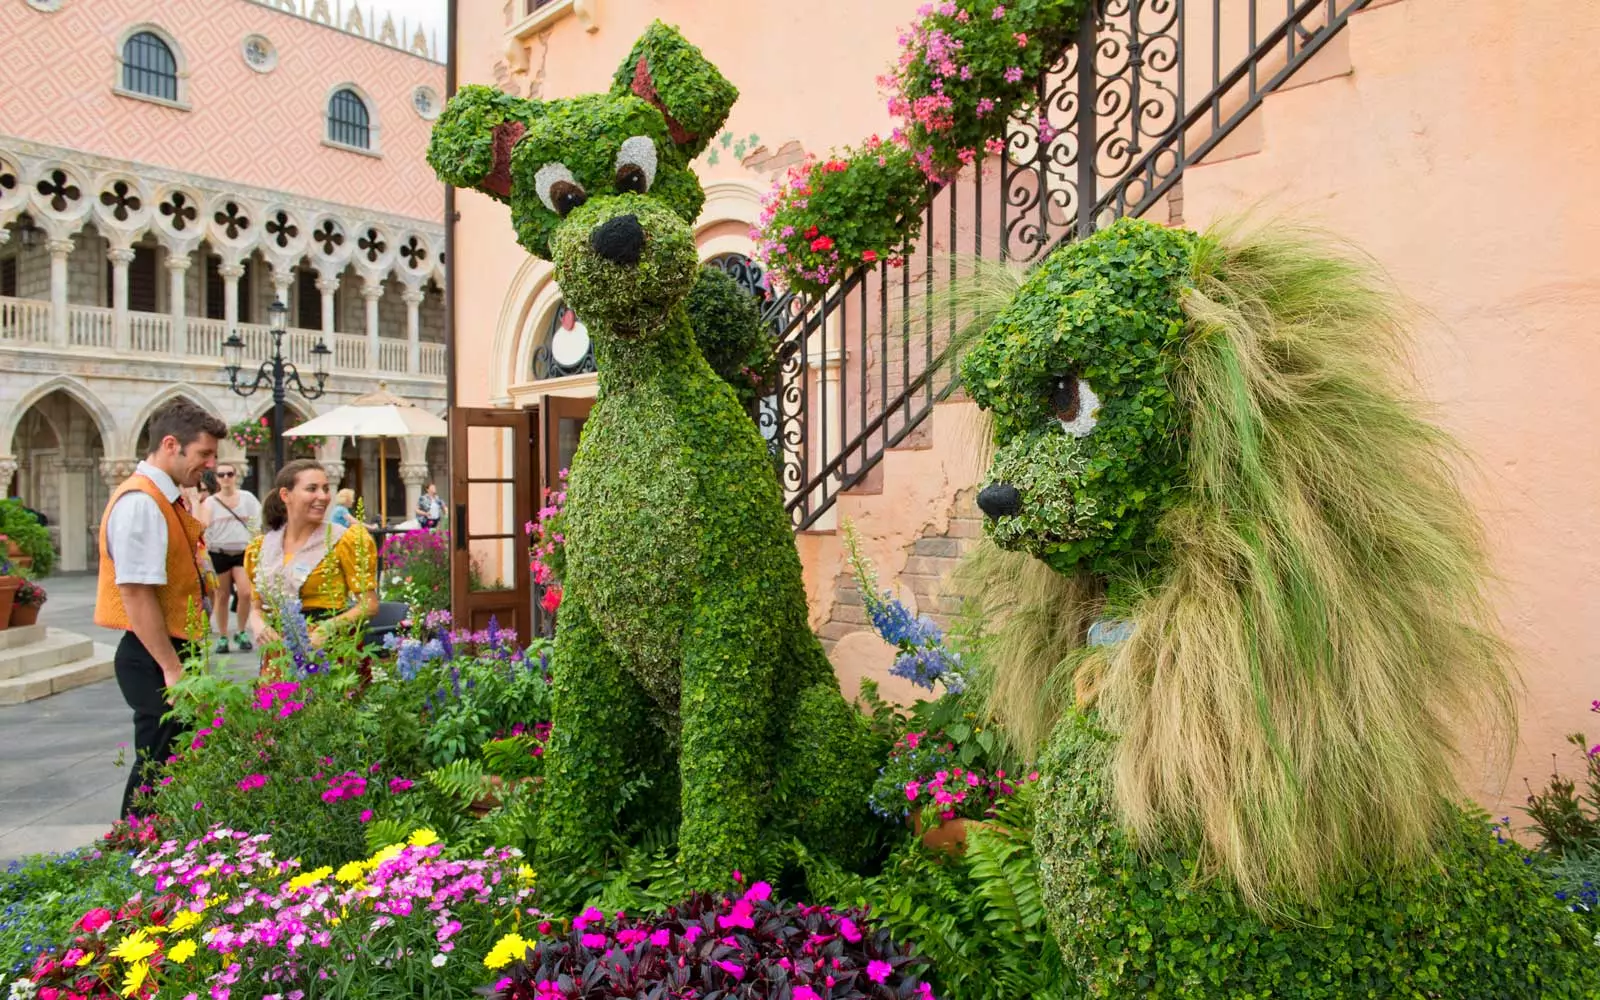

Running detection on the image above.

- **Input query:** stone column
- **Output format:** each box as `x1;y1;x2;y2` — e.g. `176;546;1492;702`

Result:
398;435;432;524
56;457;97;572
48;238;73;346
363;278;383;371
107;246;134;352
219;261;244;335
166;251;190;357
317;276;339;345
402;286;423;374
315;436;346;488
0;457;17;497
98;457;138;493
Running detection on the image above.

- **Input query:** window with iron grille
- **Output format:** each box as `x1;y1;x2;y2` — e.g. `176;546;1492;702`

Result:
1;257;16;298
122;31;178;102
327;89;371;149
105;246;161;313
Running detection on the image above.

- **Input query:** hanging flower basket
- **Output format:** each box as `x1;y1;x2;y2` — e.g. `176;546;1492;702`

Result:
230;418;271;452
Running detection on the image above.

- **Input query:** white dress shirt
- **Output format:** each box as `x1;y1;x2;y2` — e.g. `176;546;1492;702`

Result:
104;460;181;586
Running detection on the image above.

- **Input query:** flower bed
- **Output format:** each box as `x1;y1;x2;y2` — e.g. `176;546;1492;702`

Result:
379;527;450;614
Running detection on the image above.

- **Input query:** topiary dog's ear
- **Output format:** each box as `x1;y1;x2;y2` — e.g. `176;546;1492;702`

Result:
609;21;737;161
426;85;542;203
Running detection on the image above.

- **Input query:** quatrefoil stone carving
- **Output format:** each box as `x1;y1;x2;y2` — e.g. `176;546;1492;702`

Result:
99;181;142;222
398;235;428;269
313;219;344;255
160;191;198;231
214;201;251;240
36;169;81;212
358;227;387;262
266;210;299;248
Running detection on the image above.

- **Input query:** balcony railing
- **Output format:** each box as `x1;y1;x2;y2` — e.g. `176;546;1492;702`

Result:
0;296;445;380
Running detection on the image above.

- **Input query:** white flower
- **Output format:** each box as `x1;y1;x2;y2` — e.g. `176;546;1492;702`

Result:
431;953;448;967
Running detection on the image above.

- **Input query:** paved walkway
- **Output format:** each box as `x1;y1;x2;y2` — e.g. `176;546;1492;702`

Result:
0;573;255;865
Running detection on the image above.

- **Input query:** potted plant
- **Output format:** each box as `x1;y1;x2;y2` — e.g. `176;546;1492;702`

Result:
0;548;18;631
0;501;54;575
10;578;46;627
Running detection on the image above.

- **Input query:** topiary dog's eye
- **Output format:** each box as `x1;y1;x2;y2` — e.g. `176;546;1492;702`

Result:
614;136;658;194
1051;374;1101;438
535;162;588;217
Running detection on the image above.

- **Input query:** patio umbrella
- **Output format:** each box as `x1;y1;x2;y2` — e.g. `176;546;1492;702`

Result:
283;383;446;524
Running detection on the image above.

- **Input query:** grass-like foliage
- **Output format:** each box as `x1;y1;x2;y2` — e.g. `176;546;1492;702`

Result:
1094;220;1519;905
953;540;1100;760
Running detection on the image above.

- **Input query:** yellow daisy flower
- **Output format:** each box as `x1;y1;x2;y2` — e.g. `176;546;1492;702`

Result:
285;866;333;893
167;938;197;964
483;932;532;970
168;909;202;934
120;959;150;996
109;931;158;964
408;828;440;848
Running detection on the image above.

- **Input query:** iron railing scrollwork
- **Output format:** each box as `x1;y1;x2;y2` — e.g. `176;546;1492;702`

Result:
771;0;1372;530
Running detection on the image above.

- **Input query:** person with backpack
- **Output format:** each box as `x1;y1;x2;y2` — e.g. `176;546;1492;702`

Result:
199;460;261;653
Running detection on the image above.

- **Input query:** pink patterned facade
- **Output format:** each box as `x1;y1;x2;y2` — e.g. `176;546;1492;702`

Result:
0;0;444;221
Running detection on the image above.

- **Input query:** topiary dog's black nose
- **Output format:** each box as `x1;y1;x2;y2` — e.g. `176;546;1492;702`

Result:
591;213;645;266
977;482;1022;519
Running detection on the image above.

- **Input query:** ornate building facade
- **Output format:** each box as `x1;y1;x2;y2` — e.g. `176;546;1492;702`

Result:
1;0;448;570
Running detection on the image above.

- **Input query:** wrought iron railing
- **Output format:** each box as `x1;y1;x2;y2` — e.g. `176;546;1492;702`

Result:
769;0;1371;530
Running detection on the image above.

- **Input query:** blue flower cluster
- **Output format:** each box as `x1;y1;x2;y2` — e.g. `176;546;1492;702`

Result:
383;633;448;681
867;588;966;694
278;597;330;675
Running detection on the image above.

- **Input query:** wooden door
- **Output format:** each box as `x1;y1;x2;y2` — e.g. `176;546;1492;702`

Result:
449;407;538;639
540;394;593;489
530;394;592;637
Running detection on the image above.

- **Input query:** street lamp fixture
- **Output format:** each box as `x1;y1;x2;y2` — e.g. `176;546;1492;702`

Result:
223;295;331;470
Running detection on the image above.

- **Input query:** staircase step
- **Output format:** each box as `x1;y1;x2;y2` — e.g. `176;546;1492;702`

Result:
0;625;47;651
0;642;117;705
0;628;95;680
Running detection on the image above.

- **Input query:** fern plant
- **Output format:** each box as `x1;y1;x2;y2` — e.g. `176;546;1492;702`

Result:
796;785;1065;1000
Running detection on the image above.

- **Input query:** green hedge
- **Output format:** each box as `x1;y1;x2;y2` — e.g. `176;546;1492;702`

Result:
0;498;55;577
1035;712;1600;999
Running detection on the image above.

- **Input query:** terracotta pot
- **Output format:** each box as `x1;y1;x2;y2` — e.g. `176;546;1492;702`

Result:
910;815;986;856
0;576;19;631
3;539;31;572
9;602;39;627
468;775;539;818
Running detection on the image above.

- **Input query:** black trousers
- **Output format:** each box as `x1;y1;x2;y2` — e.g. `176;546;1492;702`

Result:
114;631;196;820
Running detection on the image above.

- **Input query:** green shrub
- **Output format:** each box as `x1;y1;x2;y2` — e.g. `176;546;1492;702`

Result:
685;265;776;408
1035;712;1600;999
0;849;146;984
0;498;55;577
801;785;1067;1000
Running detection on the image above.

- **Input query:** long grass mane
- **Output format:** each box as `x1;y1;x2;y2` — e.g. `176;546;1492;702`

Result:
1101;220;1517;905
961;219;1519;907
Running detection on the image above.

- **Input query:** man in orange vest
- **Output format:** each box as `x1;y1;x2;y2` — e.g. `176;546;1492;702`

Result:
95;399;227;819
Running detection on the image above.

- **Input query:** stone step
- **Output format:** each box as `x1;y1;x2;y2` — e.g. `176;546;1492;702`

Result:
0;628;95;680
0;624;47;651
0;642;117;705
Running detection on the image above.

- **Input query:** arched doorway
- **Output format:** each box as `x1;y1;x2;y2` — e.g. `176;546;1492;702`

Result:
7;389;109;571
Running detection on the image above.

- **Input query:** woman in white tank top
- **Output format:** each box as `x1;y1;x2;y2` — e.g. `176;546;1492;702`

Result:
199;461;261;654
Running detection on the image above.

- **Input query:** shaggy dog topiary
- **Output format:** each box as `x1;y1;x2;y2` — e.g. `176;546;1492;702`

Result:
427;22;875;885
957;217;1520;904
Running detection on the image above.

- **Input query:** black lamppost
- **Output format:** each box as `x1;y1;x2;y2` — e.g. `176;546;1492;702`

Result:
223;299;332;470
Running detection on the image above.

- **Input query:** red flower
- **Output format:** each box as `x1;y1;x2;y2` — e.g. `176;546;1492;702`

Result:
861;250;879;263
804;225;819;239
810;236;834;252
541;586;563;614
824;159;848;173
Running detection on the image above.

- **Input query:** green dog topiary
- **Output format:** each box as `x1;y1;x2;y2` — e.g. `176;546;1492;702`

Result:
428;21;873;885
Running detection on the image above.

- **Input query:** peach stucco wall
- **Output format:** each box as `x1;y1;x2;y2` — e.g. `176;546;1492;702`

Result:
1179;0;1600;816
1;0;444;221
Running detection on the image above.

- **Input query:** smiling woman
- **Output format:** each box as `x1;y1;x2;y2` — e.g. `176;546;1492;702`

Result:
245;459;378;674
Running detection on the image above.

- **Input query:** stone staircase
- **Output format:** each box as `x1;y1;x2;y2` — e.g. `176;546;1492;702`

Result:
0;624;116;705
